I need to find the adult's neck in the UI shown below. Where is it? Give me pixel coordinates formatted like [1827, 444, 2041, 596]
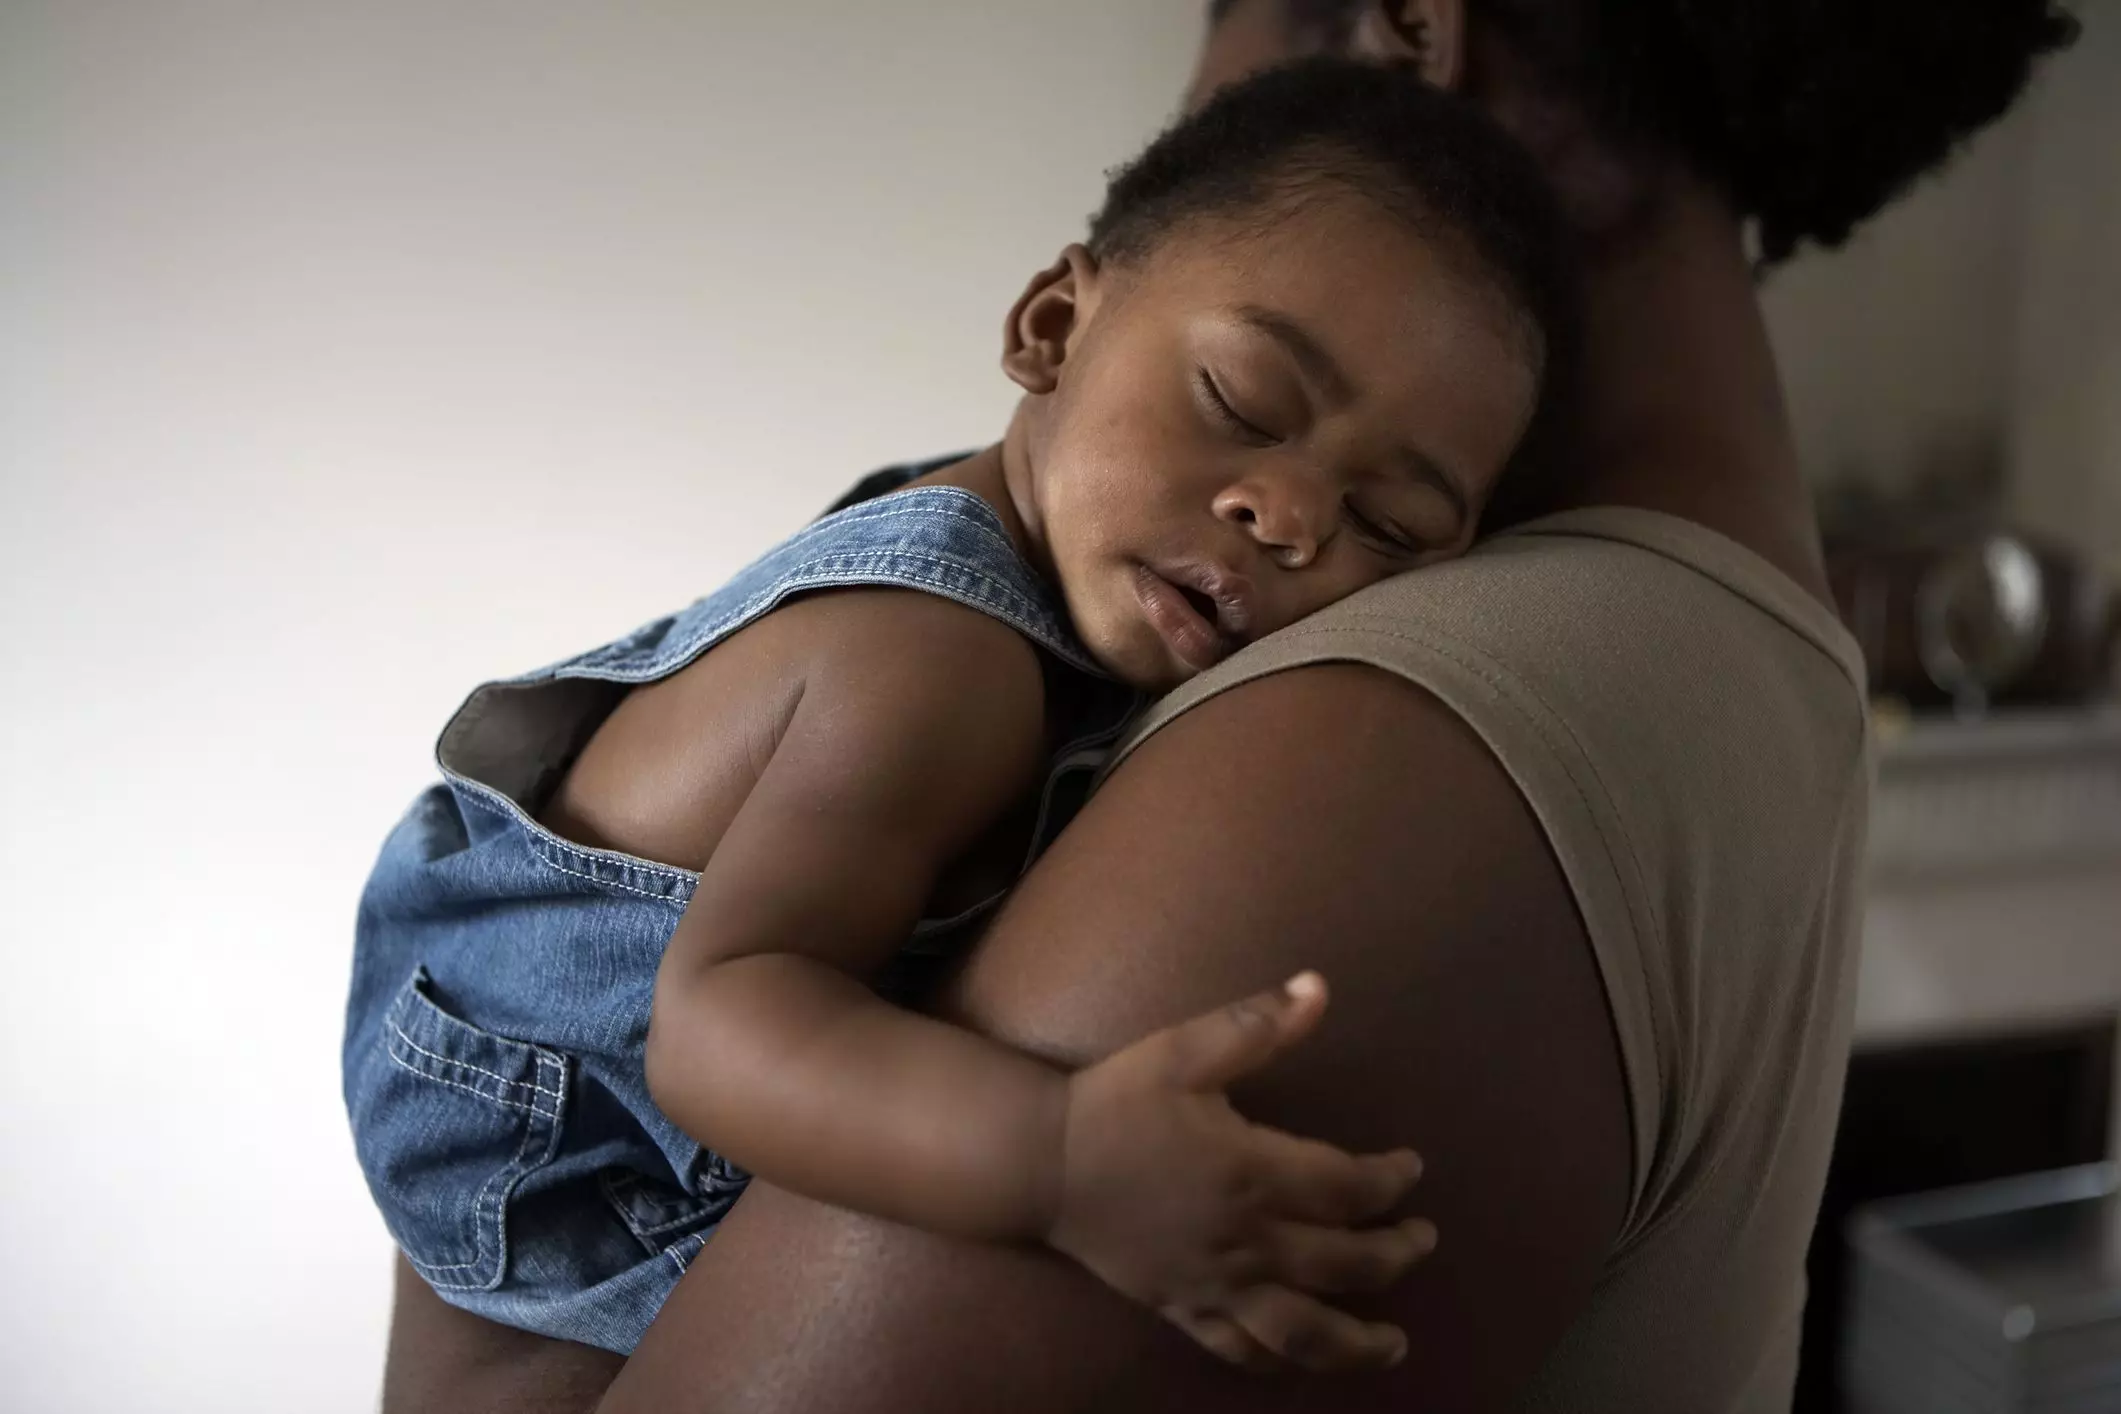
[1557, 184, 1831, 602]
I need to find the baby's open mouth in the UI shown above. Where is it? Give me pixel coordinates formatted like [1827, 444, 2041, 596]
[1133, 563, 1230, 675]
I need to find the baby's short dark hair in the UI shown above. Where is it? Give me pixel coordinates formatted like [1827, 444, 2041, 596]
[1088, 57, 1570, 385]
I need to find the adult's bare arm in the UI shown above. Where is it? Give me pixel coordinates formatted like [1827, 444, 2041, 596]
[599, 662, 1632, 1414]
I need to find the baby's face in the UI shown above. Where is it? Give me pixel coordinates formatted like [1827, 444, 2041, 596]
[1020, 191, 1539, 692]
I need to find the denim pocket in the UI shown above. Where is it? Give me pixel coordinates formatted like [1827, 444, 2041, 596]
[597, 1163, 738, 1260]
[350, 967, 569, 1291]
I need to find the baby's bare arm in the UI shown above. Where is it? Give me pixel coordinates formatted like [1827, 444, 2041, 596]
[643, 588, 1068, 1240]
[644, 590, 1429, 1370]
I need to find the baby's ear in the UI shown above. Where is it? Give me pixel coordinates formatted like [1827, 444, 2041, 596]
[1348, 1, 1466, 91]
[1001, 244, 1102, 395]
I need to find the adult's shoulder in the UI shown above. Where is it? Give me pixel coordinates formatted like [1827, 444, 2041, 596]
[1105, 506, 1872, 1237]
[1112, 505, 1870, 959]
[1115, 507, 1866, 794]
[604, 656, 1634, 1414]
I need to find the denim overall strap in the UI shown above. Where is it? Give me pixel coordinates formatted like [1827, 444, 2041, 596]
[527, 486, 1099, 694]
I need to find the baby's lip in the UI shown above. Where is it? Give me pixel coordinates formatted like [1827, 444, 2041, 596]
[1155, 556, 1257, 647]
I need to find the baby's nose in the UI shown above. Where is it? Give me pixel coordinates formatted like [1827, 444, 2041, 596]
[1212, 477, 1335, 570]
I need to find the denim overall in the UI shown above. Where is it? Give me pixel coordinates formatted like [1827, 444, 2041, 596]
[343, 468, 1136, 1353]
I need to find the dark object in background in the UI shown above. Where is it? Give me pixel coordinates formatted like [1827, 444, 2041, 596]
[1844, 1163, 2121, 1413]
[1795, 1017, 2117, 1413]
[1827, 530, 2116, 713]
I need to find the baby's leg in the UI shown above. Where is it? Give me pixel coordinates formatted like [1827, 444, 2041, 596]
[381, 1255, 622, 1414]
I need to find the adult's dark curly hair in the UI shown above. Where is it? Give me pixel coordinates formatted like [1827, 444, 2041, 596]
[1209, 0, 2081, 263]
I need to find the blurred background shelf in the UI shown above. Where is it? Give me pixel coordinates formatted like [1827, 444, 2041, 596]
[1869, 708, 2121, 884]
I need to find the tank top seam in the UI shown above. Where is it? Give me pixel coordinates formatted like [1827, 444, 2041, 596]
[1665, 760, 1858, 1232]
[1501, 511, 1864, 694]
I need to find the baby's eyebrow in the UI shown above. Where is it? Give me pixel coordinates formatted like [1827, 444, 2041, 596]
[1234, 305, 1353, 407]
[1398, 445, 1469, 524]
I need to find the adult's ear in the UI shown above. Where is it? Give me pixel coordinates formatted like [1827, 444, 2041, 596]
[1348, 0, 1467, 91]
[1001, 244, 1102, 396]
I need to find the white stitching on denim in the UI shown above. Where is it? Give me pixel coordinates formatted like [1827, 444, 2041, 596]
[732, 556, 1037, 630]
[456, 788, 695, 884]
[385, 1045, 538, 1115]
[768, 559, 1095, 672]
[529, 848, 689, 905]
[445, 786, 694, 904]
[481, 1060, 565, 1290]
[411, 1071, 550, 1283]
[599, 1169, 715, 1239]
[665, 1232, 709, 1275]
[471, 488, 1098, 708]
[633, 1208, 712, 1237]
[797, 547, 1034, 597]
[400, 1072, 538, 1280]
[707, 538, 1075, 657]
[828, 490, 1020, 556]
[387, 1012, 565, 1101]
[516, 501, 1100, 690]
[624, 1198, 717, 1237]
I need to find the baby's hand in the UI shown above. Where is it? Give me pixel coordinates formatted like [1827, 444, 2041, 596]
[1046, 972, 1434, 1374]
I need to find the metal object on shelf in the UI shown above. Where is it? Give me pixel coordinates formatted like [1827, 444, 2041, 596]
[1828, 525, 2115, 713]
[1918, 536, 2053, 715]
[1845, 1163, 2121, 1414]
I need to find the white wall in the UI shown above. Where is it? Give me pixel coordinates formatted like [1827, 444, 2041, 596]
[1763, 114, 2031, 493]
[2008, 11, 2121, 575]
[0, 5, 1199, 1411]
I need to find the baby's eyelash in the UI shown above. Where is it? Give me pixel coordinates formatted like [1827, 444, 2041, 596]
[1345, 502, 1421, 557]
[1195, 370, 1273, 445]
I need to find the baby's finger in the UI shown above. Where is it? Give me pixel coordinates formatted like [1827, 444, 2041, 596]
[1164, 1308, 1282, 1373]
[1146, 972, 1329, 1092]
[1246, 1128, 1423, 1224]
[1229, 1285, 1409, 1374]
[1258, 1217, 1439, 1295]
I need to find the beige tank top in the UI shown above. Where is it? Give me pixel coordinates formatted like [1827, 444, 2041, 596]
[1109, 507, 1871, 1413]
